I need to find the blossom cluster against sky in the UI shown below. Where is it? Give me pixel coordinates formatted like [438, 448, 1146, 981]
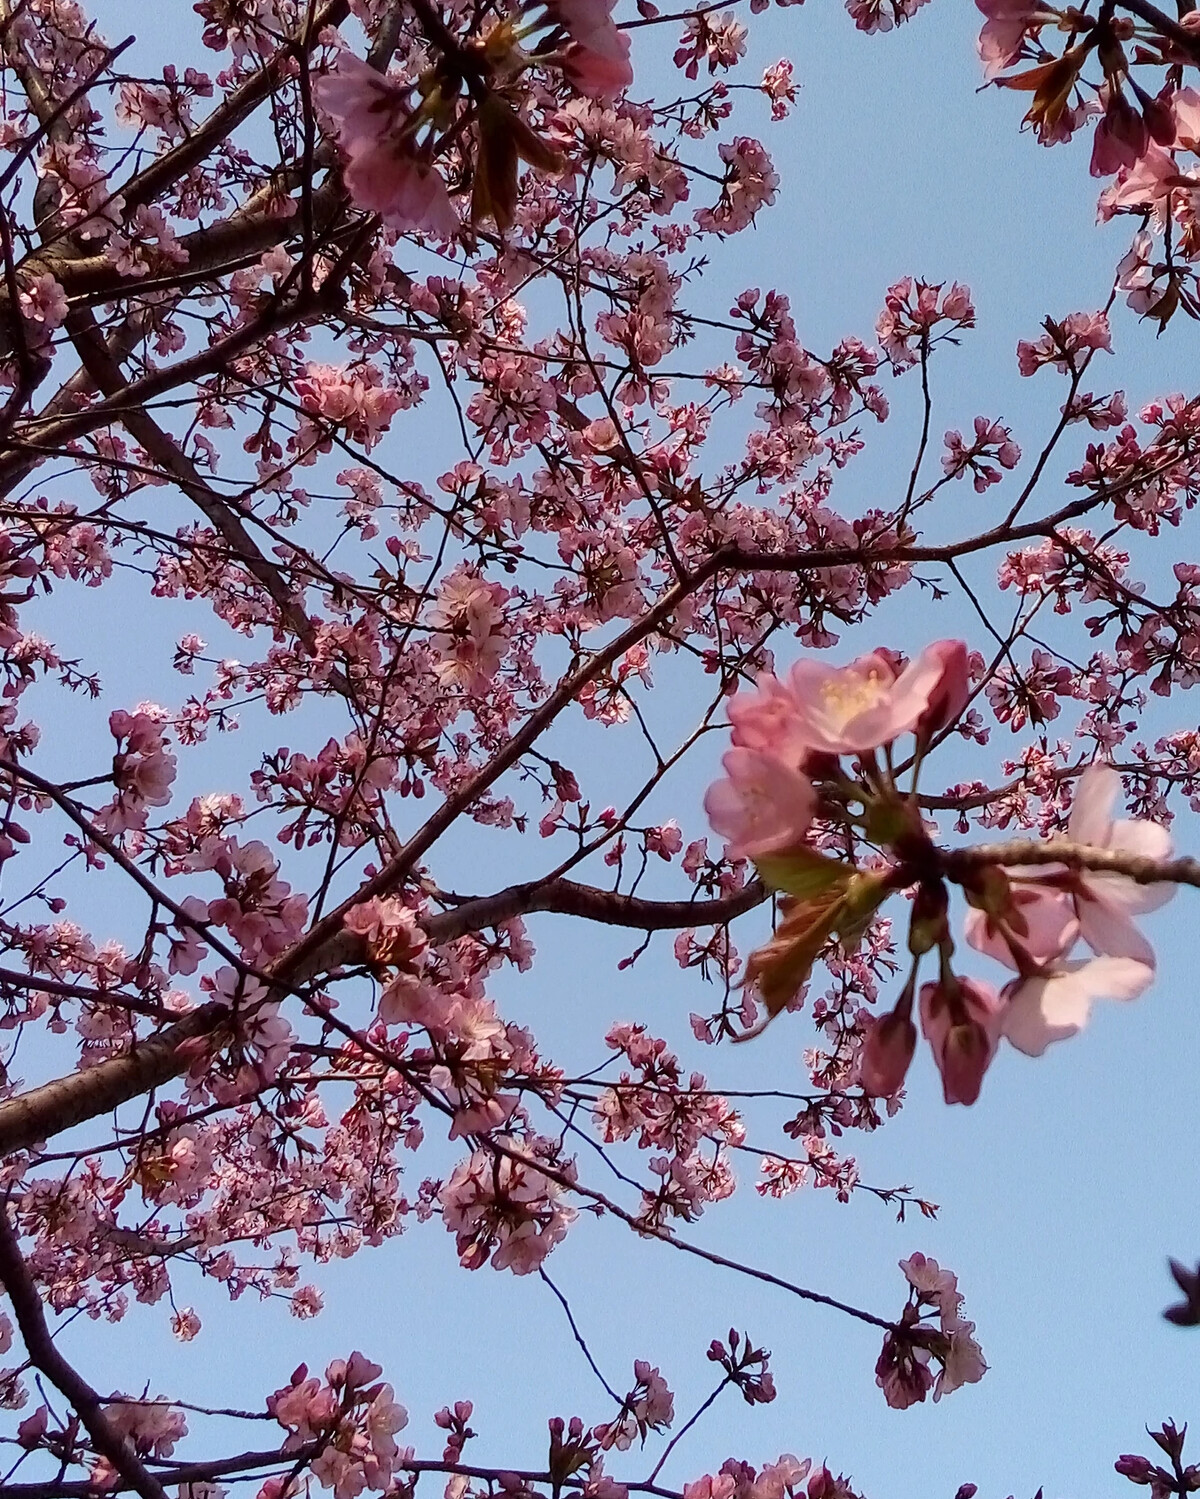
[36, 2, 1200, 1497]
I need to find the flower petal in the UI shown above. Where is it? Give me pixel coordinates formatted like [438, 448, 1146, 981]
[1068, 762, 1119, 846]
[1076, 890, 1157, 965]
[964, 881, 1078, 970]
[1002, 955, 1153, 1056]
[1108, 816, 1172, 861]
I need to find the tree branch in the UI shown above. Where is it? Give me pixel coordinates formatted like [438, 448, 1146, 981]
[1118, 0, 1200, 62]
[0, 1005, 223, 1159]
[0, 1206, 170, 1499]
[62, 306, 351, 692]
[112, 1, 349, 218]
[943, 838, 1200, 889]
[291, 877, 770, 980]
[426, 876, 769, 944]
[0, 1454, 692, 1499]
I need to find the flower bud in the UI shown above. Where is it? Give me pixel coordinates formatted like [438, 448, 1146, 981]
[908, 881, 949, 955]
[940, 1021, 992, 1107]
[919, 977, 1003, 1107]
[807, 1468, 832, 1499]
[860, 1009, 916, 1097]
[1150, 1421, 1187, 1462]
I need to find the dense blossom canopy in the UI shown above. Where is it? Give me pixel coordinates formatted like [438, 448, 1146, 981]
[1, 1, 1200, 1498]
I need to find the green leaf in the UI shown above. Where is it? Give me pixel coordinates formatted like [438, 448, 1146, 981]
[834, 870, 892, 949]
[754, 847, 852, 898]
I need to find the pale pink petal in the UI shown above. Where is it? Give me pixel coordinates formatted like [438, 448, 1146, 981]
[883, 644, 955, 730]
[727, 673, 811, 765]
[1075, 889, 1157, 966]
[912, 638, 971, 742]
[1002, 956, 1153, 1056]
[1067, 762, 1119, 846]
[703, 748, 815, 860]
[976, 0, 1041, 82]
[548, 0, 625, 57]
[1175, 86, 1200, 150]
[1107, 816, 1172, 859]
[313, 53, 399, 141]
[562, 37, 633, 101]
[1103, 146, 1180, 214]
[1084, 864, 1173, 917]
[964, 882, 1078, 970]
[1103, 819, 1177, 912]
[345, 144, 459, 238]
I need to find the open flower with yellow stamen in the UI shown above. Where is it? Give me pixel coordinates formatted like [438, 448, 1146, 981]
[783, 639, 969, 756]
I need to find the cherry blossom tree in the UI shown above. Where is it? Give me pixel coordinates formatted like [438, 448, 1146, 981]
[4, 0, 1200, 1496]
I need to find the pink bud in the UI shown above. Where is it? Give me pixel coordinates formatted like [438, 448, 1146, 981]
[940, 1020, 992, 1107]
[860, 1010, 916, 1097]
[913, 638, 971, 745]
[919, 977, 1004, 1107]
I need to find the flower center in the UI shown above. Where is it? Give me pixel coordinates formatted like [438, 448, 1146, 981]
[819, 667, 888, 730]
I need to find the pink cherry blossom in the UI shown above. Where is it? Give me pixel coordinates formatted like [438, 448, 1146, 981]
[975, 0, 1043, 81]
[595, 1360, 675, 1449]
[95, 710, 177, 835]
[313, 52, 458, 238]
[18, 273, 68, 342]
[726, 672, 813, 765]
[1099, 145, 1186, 221]
[1017, 311, 1112, 376]
[439, 1140, 577, 1274]
[784, 640, 969, 756]
[900, 1251, 962, 1315]
[538, 0, 634, 100]
[934, 1319, 988, 1400]
[963, 883, 1079, 969]
[695, 138, 778, 235]
[1001, 955, 1155, 1056]
[874, 1332, 932, 1409]
[1067, 762, 1176, 966]
[703, 748, 816, 859]
[102, 1399, 187, 1459]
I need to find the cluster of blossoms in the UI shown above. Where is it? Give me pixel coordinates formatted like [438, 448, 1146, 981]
[311, 0, 635, 240]
[875, 1254, 986, 1409]
[269, 1353, 409, 1499]
[961, 2, 1200, 329]
[594, 1023, 744, 1226]
[594, 1360, 675, 1449]
[439, 1138, 578, 1273]
[706, 640, 1180, 1105]
[95, 709, 177, 836]
[4, 3, 1200, 1498]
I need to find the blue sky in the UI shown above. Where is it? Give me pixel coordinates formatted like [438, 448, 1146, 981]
[21, 4, 1200, 1499]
